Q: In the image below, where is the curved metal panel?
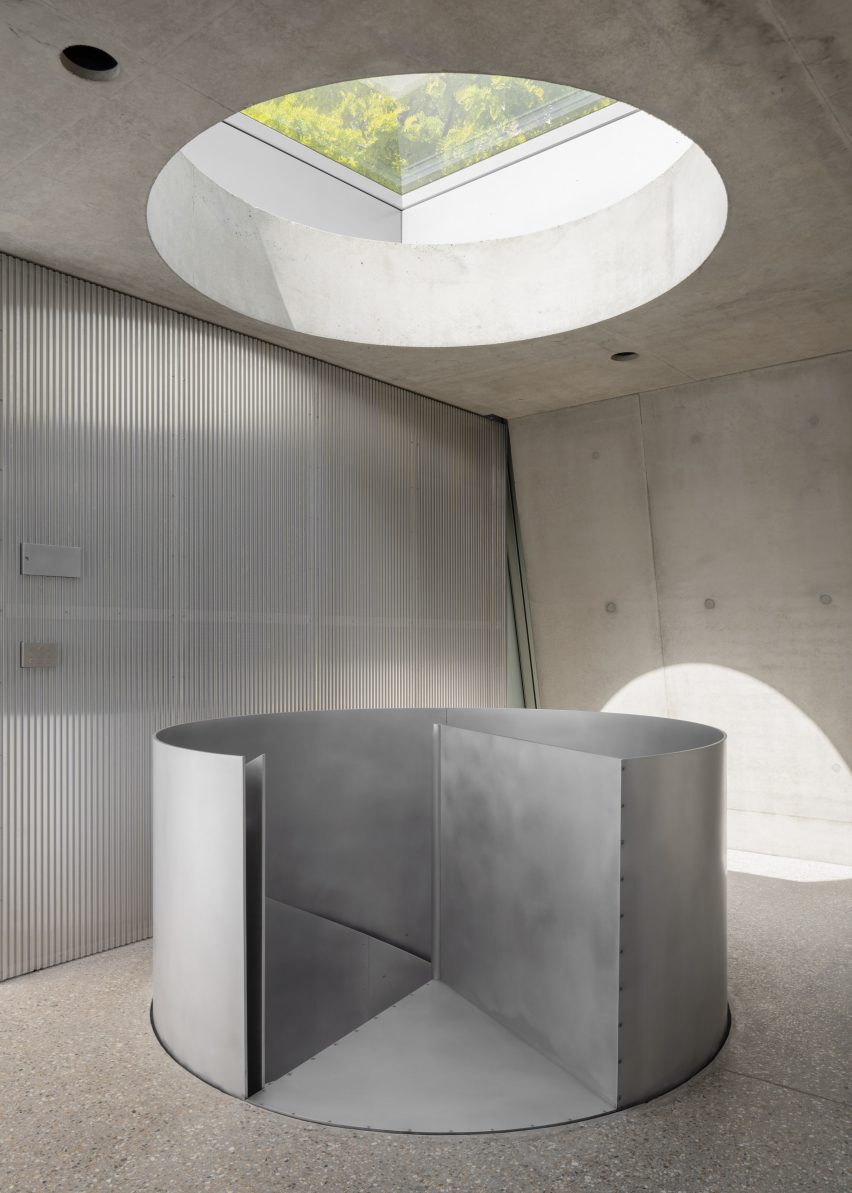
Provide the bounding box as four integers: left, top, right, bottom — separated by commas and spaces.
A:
446, 707, 721, 757
152, 739, 248, 1098
617, 740, 727, 1106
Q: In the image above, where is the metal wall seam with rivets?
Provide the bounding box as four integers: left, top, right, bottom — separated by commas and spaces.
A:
0, 252, 507, 982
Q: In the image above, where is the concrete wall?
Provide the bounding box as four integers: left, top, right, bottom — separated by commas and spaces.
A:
511, 352, 852, 864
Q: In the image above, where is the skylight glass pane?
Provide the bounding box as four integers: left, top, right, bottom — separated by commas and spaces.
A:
243, 74, 614, 195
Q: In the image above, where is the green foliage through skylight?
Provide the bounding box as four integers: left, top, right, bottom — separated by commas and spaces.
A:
243, 74, 614, 194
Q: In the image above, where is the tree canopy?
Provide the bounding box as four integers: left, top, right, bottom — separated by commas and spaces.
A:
244, 74, 613, 194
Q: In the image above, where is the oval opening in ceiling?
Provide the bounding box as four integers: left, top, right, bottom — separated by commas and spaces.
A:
147, 72, 728, 348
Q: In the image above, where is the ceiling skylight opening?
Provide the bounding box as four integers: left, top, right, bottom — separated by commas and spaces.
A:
147, 71, 729, 348
239, 73, 619, 198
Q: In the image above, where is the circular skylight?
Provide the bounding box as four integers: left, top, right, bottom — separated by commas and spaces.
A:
147, 73, 728, 347
242, 73, 617, 195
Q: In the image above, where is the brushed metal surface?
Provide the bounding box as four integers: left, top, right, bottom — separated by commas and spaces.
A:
618, 741, 728, 1107
264, 898, 430, 1082
439, 726, 622, 1104
446, 708, 721, 757
151, 738, 248, 1098
263, 710, 445, 958
0, 251, 506, 981
264, 898, 371, 1082
244, 755, 265, 1096
252, 980, 611, 1132
161, 710, 444, 957
20, 543, 82, 578
152, 707, 726, 1124
367, 932, 432, 1012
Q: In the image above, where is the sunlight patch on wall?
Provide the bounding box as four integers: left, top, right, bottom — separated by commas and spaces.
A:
603, 663, 851, 866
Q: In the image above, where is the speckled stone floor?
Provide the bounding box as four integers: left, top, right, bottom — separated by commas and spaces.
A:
1, 872, 849, 1193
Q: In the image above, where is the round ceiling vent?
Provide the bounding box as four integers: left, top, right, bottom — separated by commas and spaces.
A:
59, 44, 120, 81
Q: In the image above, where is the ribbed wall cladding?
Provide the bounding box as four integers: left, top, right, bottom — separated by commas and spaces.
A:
0, 253, 506, 981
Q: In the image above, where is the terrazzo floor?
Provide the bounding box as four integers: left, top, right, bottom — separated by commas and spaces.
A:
1, 871, 849, 1193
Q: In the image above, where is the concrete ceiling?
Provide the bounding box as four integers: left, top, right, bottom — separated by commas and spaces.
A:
1, 0, 850, 419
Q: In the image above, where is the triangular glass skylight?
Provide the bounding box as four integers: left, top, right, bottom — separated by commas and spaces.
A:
243, 74, 615, 196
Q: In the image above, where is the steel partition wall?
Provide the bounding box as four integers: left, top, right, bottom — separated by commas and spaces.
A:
260, 709, 442, 958
438, 727, 622, 1104
0, 253, 507, 982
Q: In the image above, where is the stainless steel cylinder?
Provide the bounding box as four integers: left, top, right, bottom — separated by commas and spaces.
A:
152, 708, 726, 1131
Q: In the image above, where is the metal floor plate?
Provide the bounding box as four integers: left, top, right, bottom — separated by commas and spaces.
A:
250, 981, 613, 1133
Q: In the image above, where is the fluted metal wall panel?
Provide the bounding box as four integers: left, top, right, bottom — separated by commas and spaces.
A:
0, 253, 506, 981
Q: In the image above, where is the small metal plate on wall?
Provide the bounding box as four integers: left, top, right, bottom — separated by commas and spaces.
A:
21, 642, 59, 669
20, 543, 82, 578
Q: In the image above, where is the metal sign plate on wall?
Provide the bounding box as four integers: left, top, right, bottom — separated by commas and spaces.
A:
20, 542, 82, 578
21, 642, 60, 669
